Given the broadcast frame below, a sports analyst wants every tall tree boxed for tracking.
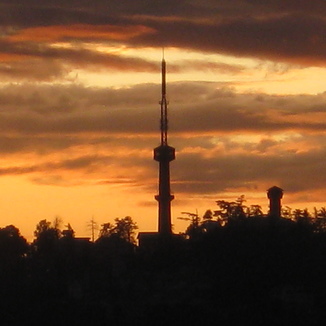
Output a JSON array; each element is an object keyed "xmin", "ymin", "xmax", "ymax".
[
  {"xmin": 0, "ymin": 225, "xmax": 28, "ymax": 261},
  {"xmin": 87, "ymin": 217, "xmax": 99, "ymax": 242},
  {"xmin": 215, "ymin": 195, "xmax": 247, "ymax": 225},
  {"xmin": 98, "ymin": 216, "xmax": 138, "ymax": 244},
  {"xmin": 33, "ymin": 219, "xmax": 61, "ymax": 255},
  {"xmin": 114, "ymin": 216, "xmax": 138, "ymax": 244}
]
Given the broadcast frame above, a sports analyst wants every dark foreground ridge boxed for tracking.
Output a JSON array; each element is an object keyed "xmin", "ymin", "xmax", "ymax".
[{"xmin": 1, "ymin": 208, "xmax": 326, "ymax": 325}]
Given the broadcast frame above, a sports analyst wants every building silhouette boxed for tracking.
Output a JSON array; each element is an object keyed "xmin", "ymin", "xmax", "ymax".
[{"xmin": 267, "ymin": 186, "xmax": 283, "ymax": 219}]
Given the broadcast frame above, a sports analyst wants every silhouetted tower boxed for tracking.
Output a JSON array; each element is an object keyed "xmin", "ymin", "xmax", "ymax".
[
  {"xmin": 153, "ymin": 58, "xmax": 175, "ymax": 235},
  {"xmin": 267, "ymin": 186, "xmax": 283, "ymax": 219}
]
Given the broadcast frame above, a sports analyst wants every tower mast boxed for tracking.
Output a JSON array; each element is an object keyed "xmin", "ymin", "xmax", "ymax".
[{"xmin": 154, "ymin": 57, "xmax": 175, "ymax": 235}]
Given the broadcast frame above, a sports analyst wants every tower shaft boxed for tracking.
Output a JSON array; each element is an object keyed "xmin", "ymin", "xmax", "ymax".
[
  {"xmin": 267, "ymin": 186, "xmax": 283, "ymax": 219},
  {"xmin": 154, "ymin": 58, "xmax": 175, "ymax": 235}
]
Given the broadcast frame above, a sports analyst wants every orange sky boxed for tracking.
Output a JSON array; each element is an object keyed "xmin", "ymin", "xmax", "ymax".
[{"xmin": 1, "ymin": 1, "xmax": 326, "ymax": 241}]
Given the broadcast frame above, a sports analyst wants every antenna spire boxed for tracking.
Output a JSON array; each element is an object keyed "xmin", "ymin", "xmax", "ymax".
[{"xmin": 160, "ymin": 54, "xmax": 168, "ymax": 145}]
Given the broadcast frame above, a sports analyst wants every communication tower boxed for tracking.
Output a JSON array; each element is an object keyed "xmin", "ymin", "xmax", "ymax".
[{"xmin": 153, "ymin": 58, "xmax": 175, "ymax": 235}]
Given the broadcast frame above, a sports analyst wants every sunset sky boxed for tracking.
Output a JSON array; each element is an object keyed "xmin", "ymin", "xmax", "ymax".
[{"xmin": 1, "ymin": 1, "xmax": 326, "ymax": 240}]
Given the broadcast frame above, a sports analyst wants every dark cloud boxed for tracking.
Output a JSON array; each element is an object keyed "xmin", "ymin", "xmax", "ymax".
[
  {"xmin": 0, "ymin": 37, "xmax": 244, "ymax": 81},
  {"xmin": 0, "ymin": 82, "xmax": 325, "ymax": 136},
  {"xmin": 0, "ymin": 39, "xmax": 159, "ymax": 79},
  {"xmin": 0, "ymin": 154, "xmax": 115, "ymax": 176},
  {"xmin": 0, "ymin": 135, "xmax": 81, "ymax": 154},
  {"xmin": 172, "ymin": 59, "xmax": 245, "ymax": 74},
  {"xmin": 0, "ymin": 80, "xmax": 324, "ymax": 198},
  {"xmin": 130, "ymin": 14, "xmax": 326, "ymax": 66},
  {"xmin": 3, "ymin": 0, "xmax": 326, "ymax": 26},
  {"xmin": 0, "ymin": 58, "xmax": 68, "ymax": 81},
  {"xmin": 0, "ymin": 1, "xmax": 325, "ymax": 67},
  {"xmin": 245, "ymin": 0, "xmax": 326, "ymax": 16},
  {"xmin": 1, "ymin": 131, "xmax": 324, "ymax": 198},
  {"xmin": 172, "ymin": 145, "xmax": 326, "ymax": 196},
  {"xmin": 0, "ymin": 3, "xmax": 116, "ymax": 28}
]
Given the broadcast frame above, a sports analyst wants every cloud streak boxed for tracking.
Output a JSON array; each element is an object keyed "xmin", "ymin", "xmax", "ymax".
[
  {"xmin": 0, "ymin": 81, "xmax": 323, "ymax": 203},
  {"xmin": 0, "ymin": 1, "xmax": 326, "ymax": 75},
  {"xmin": 0, "ymin": 82, "xmax": 325, "ymax": 135}
]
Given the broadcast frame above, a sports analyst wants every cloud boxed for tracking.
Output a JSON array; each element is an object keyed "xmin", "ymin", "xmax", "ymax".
[
  {"xmin": 0, "ymin": 155, "xmax": 109, "ymax": 175},
  {"xmin": 0, "ymin": 37, "xmax": 245, "ymax": 81},
  {"xmin": 0, "ymin": 82, "xmax": 325, "ymax": 137},
  {"xmin": 0, "ymin": 58, "xmax": 68, "ymax": 81},
  {"xmin": 0, "ymin": 78, "xmax": 324, "ymax": 199},
  {"xmin": 172, "ymin": 59, "xmax": 246, "ymax": 74},
  {"xmin": 0, "ymin": 39, "xmax": 160, "ymax": 77},
  {"xmin": 8, "ymin": 24, "xmax": 155, "ymax": 42},
  {"xmin": 172, "ymin": 142, "xmax": 326, "ymax": 197},
  {"xmin": 0, "ymin": 1, "xmax": 326, "ymax": 69},
  {"xmin": 130, "ymin": 14, "xmax": 326, "ymax": 66}
]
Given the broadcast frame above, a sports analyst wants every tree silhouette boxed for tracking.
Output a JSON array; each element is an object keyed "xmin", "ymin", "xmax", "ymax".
[
  {"xmin": 32, "ymin": 219, "xmax": 60, "ymax": 255},
  {"xmin": 313, "ymin": 207, "xmax": 326, "ymax": 232},
  {"xmin": 99, "ymin": 216, "xmax": 138, "ymax": 244},
  {"xmin": 99, "ymin": 222, "xmax": 114, "ymax": 238},
  {"xmin": 246, "ymin": 204, "xmax": 264, "ymax": 217},
  {"xmin": 87, "ymin": 216, "xmax": 98, "ymax": 242},
  {"xmin": 179, "ymin": 211, "xmax": 201, "ymax": 239},
  {"xmin": 179, "ymin": 210, "xmax": 222, "ymax": 239},
  {"xmin": 0, "ymin": 225, "xmax": 28, "ymax": 261},
  {"xmin": 215, "ymin": 195, "xmax": 247, "ymax": 225},
  {"xmin": 114, "ymin": 216, "xmax": 138, "ymax": 243}
]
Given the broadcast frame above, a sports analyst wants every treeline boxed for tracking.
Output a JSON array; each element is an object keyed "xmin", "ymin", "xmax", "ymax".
[
  {"xmin": 0, "ymin": 216, "xmax": 139, "ymax": 325},
  {"xmin": 181, "ymin": 196, "xmax": 326, "ymax": 238},
  {"xmin": 1, "ymin": 202, "xmax": 326, "ymax": 324}
]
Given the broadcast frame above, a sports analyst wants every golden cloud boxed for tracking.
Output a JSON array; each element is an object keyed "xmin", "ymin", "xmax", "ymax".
[{"xmin": 7, "ymin": 24, "xmax": 156, "ymax": 43}]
